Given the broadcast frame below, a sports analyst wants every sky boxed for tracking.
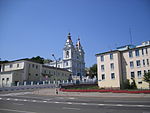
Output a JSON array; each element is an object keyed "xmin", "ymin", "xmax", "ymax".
[{"xmin": 0, "ymin": 0, "xmax": 150, "ymax": 67}]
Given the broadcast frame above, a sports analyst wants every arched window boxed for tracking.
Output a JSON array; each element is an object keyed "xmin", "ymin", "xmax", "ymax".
[{"xmin": 66, "ymin": 51, "xmax": 69, "ymax": 58}]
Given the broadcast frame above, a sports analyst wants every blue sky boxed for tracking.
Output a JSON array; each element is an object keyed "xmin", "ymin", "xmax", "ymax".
[{"xmin": 0, "ymin": 0, "xmax": 150, "ymax": 67}]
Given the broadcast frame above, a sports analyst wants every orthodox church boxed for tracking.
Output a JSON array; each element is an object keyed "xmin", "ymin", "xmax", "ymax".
[{"xmin": 49, "ymin": 33, "xmax": 85, "ymax": 77}]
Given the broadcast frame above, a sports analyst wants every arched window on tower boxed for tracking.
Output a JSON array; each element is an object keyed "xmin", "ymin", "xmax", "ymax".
[{"xmin": 66, "ymin": 51, "xmax": 69, "ymax": 58}]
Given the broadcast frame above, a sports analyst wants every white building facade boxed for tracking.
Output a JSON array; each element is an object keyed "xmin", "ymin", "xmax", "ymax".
[
  {"xmin": 0, "ymin": 59, "xmax": 71, "ymax": 87},
  {"xmin": 96, "ymin": 41, "xmax": 150, "ymax": 89},
  {"xmin": 49, "ymin": 33, "xmax": 85, "ymax": 78}
]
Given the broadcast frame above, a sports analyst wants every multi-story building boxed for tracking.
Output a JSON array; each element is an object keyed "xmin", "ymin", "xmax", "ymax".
[
  {"xmin": 96, "ymin": 41, "xmax": 150, "ymax": 89},
  {"xmin": 0, "ymin": 59, "xmax": 71, "ymax": 87},
  {"xmin": 49, "ymin": 33, "xmax": 85, "ymax": 78}
]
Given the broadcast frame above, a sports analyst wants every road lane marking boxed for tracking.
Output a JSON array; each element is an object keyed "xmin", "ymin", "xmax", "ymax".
[
  {"xmin": 0, "ymin": 108, "xmax": 36, "ymax": 113},
  {"xmin": 62, "ymin": 107, "xmax": 80, "ymax": 110},
  {"xmin": 116, "ymin": 104, "xmax": 123, "ymax": 106},
  {"xmin": 6, "ymin": 98, "xmax": 10, "ymax": 100},
  {"xmin": 68, "ymin": 97, "xmax": 75, "ymax": 100},
  {"xmin": 43, "ymin": 101, "xmax": 47, "ymax": 102},
  {"xmin": 1, "ymin": 97, "xmax": 150, "ymax": 108},
  {"xmin": 32, "ymin": 100, "xmax": 37, "ymax": 102},
  {"xmin": 81, "ymin": 103, "xmax": 87, "ymax": 105},
  {"xmin": 13, "ymin": 103, "xmax": 24, "ymax": 106},
  {"xmin": 0, "ymin": 98, "xmax": 2, "ymax": 100},
  {"xmin": 67, "ymin": 102, "xmax": 72, "ymax": 104},
  {"xmin": 55, "ymin": 101, "xmax": 60, "ymax": 103},
  {"xmin": 23, "ymin": 99, "xmax": 27, "ymax": 101}
]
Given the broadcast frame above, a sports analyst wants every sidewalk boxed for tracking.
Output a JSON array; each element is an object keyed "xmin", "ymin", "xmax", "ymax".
[{"xmin": 33, "ymin": 88, "xmax": 150, "ymax": 98}]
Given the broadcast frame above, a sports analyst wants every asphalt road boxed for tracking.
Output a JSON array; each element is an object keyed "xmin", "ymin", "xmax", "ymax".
[{"xmin": 0, "ymin": 91, "xmax": 150, "ymax": 113}]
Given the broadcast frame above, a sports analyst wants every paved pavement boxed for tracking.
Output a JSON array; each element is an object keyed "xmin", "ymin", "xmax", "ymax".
[{"xmin": 33, "ymin": 88, "xmax": 150, "ymax": 98}]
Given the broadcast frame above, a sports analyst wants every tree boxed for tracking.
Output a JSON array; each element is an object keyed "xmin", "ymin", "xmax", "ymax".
[
  {"xmin": 124, "ymin": 79, "xmax": 130, "ymax": 89},
  {"xmin": 130, "ymin": 78, "xmax": 137, "ymax": 89},
  {"xmin": 143, "ymin": 72, "xmax": 150, "ymax": 89},
  {"xmin": 30, "ymin": 56, "xmax": 45, "ymax": 64},
  {"xmin": 88, "ymin": 64, "xmax": 97, "ymax": 78}
]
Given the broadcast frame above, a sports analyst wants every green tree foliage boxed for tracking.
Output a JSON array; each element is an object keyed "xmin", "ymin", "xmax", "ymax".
[
  {"xmin": 130, "ymin": 78, "xmax": 137, "ymax": 89},
  {"xmin": 88, "ymin": 64, "xmax": 97, "ymax": 78},
  {"xmin": 143, "ymin": 72, "xmax": 150, "ymax": 89},
  {"xmin": 30, "ymin": 56, "xmax": 45, "ymax": 64},
  {"xmin": 124, "ymin": 79, "xmax": 130, "ymax": 89},
  {"xmin": 123, "ymin": 78, "xmax": 137, "ymax": 89}
]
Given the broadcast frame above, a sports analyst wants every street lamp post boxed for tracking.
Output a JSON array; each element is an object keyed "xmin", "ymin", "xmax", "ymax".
[{"xmin": 52, "ymin": 54, "xmax": 58, "ymax": 87}]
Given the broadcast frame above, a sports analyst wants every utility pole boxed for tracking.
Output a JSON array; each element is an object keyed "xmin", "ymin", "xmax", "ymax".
[{"xmin": 129, "ymin": 27, "xmax": 133, "ymax": 45}]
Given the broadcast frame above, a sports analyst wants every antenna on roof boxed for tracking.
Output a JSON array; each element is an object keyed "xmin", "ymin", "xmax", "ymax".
[{"xmin": 129, "ymin": 27, "xmax": 133, "ymax": 45}]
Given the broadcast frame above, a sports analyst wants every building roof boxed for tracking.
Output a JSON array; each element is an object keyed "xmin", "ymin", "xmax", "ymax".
[
  {"xmin": 96, "ymin": 44, "xmax": 150, "ymax": 56},
  {"xmin": 42, "ymin": 65, "xmax": 71, "ymax": 73},
  {"xmin": 0, "ymin": 58, "xmax": 42, "ymax": 65}
]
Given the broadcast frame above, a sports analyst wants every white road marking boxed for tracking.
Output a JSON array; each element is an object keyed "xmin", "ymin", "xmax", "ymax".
[
  {"xmin": 2, "ymin": 97, "xmax": 150, "ymax": 108},
  {"xmin": 81, "ymin": 103, "xmax": 87, "ymax": 105},
  {"xmin": 32, "ymin": 100, "xmax": 37, "ymax": 102},
  {"xmin": 23, "ymin": 99, "xmax": 27, "ymax": 101},
  {"xmin": 43, "ymin": 101, "xmax": 47, "ymax": 102},
  {"xmin": 98, "ymin": 104, "xmax": 105, "ymax": 106},
  {"xmin": 0, "ymin": 108, "xmax": 36, "ymax": 113},
  {"xmin": 0, "ymin": 98, "xmax": 2, "ymax": 100},
  {"xmin": 0, "ymin": 92, "xmax": 33, "ymax": 96},
  {"xmin": 62, "ymin": 107, "xmax": 80, "ymax": 110},
  {"xmin": 6, "ymin": 98, "xmax": 10, "ymax": 100},
  {"xmin": 68, "ymin": 97, "xmax": 75, "ymax": 100},
  {"xmin": 116, "ymin": 104, "xmax": 123, "ymax": 106},
  {"xmin": 55, "ymin": 101, "xmax": 60, "ymax": 103},
  {"xmin": 67, "ymin": 102, "xmax": 72, "ymax": 104},
  {"xmin": 13, "ymin": 103, "xmax": 24, "ymax": 106}
]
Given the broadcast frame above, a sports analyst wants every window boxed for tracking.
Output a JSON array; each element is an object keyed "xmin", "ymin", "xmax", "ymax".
[
  {"xmin": 137, "ymin": 71, "xmax": 142, "ymax": 78},
  {"xmin": 6, "ymin": 78, "xmax": 9, "ymax": 81},
  {"xmin": 111, "ymin": 73, "xmax": 115, "ymax": 79},
  {"xmin": 2, "ymin": 78, "xmax": 4, "ymax": 81},
  {"xmin": 36, "ymin": 65, "xmax": 38, "ymax": 69},
  {"xmin": 66, "ymin": 62, "xmax": 68, "ymax": 66},
  {"xmin": 101, "ymin": 55, "xmax": 104, "ymax": 61},
  {"xmin": 110, "ymin": 53, "xmax": 113, "ymax": 60},
  {"xmin": 49, "ymin": 71, "xmax": 51, "ymax": 74},
  {"xmin": 17, "ymin": 64, "xmax": 19, "ymax": 68},
  {"xmin": 10, "ymin": 64, "xmax": 13, "ymax": 68},
  {"xmin": 32, "ymin": 64, "xmax": 34, "ymax": 68},
  {"xmin": 138, "ymin": 81, "xmax": 142, "ymax": 84},
  {"xmin": 144, "ymin": 70, "xmax": 146, "ymax": 74},
  {"xmin": 35, "ymin": 74, "xmax": 38, "ymax": 76},
  {"xmin": 147, "ymin": 59, "xmax": 149, "ymax": 66},
  {"xmin": 28, "ymin": 73, "xmax": 31, "ymax": 76},
  {"xmin": 129, "ymin": 51, "xmax": 133, "ymax": 58},
  {"xmin": 130, "ymin": 61, "xmax": 134, "ymax": 68},
  {"xmin": 110, "ymin": 63, "xmax": 114, "ymax": 70},
  {"xmin": 142, "ymin": 49, "xmax": 144, "ymax": 55},
  {"xmin": 136, "ymin": 60, "xmax": 141, "ymax": 67},
  {"xmin": 135, "ymin": 49, "xmax": 139, "ymax": 56},
  {"xmin": 101, "ymin": 65, "xmax": 104, "ymax": 71},
  {"xmin": 142, "ymin": 59, "xmax": 145, "ymax": 66},
  {"xmin": 131, "ymin": 72, "xmax": 135, "ymax": 78},
  {"xmin": 66, "ymin": 51, "xmax": 69, "ymax": 58},
  {"xmin": 44, "ymin": 70, "xmax": 46, "ymax": 73},
  {"xmin": 102, "ymin": 74, "xmax": 105, "ymax": 80},
  {"xmin": 58, "ymin": 65, "xmax": 60, "ymax": 68},
  {"xmin": 145, "ymin": 48, "xmax": 148, "ymax": 54}
]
